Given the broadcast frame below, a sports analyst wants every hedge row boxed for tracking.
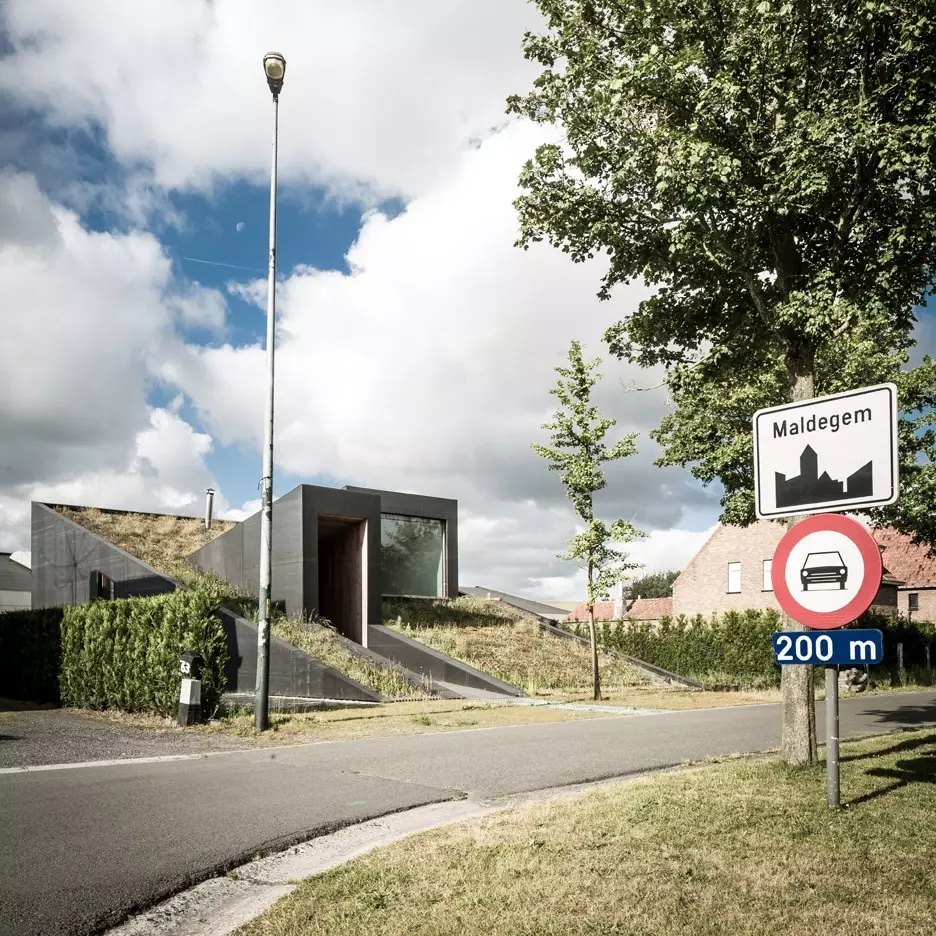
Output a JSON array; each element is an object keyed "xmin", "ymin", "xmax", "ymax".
[
  {"xmin": 0, "ymin": 588, "xmax": 228, "ymax": 715},
  {"xmin": 0, "ymin": 607, "xmax": 64, "ymax": 703},
  {"xmin": 567, "ymin": 610, "xmax": 936, "ymax": 689}
]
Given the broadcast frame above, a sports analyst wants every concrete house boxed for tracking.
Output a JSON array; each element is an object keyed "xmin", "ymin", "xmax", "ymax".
[
  {"xmin": 672, "ymin": 521, "xmax": 909, "ymax": 618},
  {"xmin": 187, "ymin": 484, "xmax": 458, "ymax": 646},
  {"xmin": 0, "ymin": 552, "xmax": 32, "ymax": 611},
  {"xmin": 26, "ymin": 484, "xmax": 521, "ymax": 702}
]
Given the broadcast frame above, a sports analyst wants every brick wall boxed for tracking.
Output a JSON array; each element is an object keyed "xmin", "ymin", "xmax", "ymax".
[
  {"xmin": 673, "ymin": 522, "xmax": 785, "ymax": 617},
  {"xmin": 673, "ymin": 521, "xmax": 901, "ymax": 618},
  {"xmin": 900, "ymin": 587, "xmax": 936, "ymax": 621}
]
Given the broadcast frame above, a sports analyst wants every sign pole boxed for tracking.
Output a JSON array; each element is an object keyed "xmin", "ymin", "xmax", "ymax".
[{"xmin": 825, "ymin": 665, "xmax": 840, "ymax": 808}]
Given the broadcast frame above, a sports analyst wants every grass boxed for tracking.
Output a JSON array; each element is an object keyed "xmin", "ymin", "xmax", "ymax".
[
  {"xmin": 71, "ymin": 699, "xmax": 614, "ymax": 744},
  {"xmin": 387, "ymin": 615, "xmax": 653, "ymax": 695},
  {"xmin": 51, "ymin": 504, "xmax": 233, "ymax": 571},
  {"xmin": 235, "ymin": 728, "xmax": 936, "ymax": 936},
  {"xmin": 270, "ymin": 617, "xmax": 430, "ymax": 700}
]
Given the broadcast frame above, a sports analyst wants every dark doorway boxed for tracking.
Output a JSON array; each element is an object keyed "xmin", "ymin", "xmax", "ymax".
[{"xmin": 317, "ymin": 515, "xmax": 366, "ymax": 643}]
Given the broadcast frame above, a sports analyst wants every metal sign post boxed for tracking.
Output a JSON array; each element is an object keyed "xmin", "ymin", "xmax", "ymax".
[
  {"xmin": 771, "ymin": 513, "xmax": 886, "ymax": 809},
  {"xmin": 825, "ymin": 666, "xmax": 840, "ymax": 807}
]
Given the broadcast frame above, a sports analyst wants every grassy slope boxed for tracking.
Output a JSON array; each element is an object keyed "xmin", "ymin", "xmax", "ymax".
[
  {"xmin": 385, "ymin": 596, "xmax": 653, "ymax": 694},
  {"xmin": 237, "ymin": 728, "xmax": 936, "ymax": 936},
  {"xmin": 51, "ymin": 505, "xmax": 234, "ymax": 570}
]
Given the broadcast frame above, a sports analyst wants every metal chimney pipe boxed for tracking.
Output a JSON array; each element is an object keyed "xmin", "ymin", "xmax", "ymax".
[{"xmin": 205, "ymin": 488, "xmax": 215, "ymax": 530}]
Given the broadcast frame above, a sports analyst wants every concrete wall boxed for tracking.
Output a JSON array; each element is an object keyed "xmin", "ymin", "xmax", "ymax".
[
  {"xmin": 0, "ymin": 588, "xmax": 31, "ymax": 611},
  {"xmin": 188, "ymin": 485, "xmax": 381, "ymax": 642},
  {"xmin": 218, "ymin": 608, "xmax": 381, "ymax": 701},
  {"xmin": 674, "ymin": 521, "xmax": 899, "ymax": 618},
  {"xmin": 366, "ymin": 624, "xmax": 523, "ymax": 696},
  {"xmin": 307, "ymin": 486, "xmax": 381, "ymax": 644},
  {"xmin": 346, "ymin": 486, "xmax": 458, "ymax": 598},
  {"xmin": 31, "ymin": 503, "xmax": 176, "ymax": 609}
]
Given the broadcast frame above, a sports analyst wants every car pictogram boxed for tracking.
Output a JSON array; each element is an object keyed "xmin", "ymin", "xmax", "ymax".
[{"xmin": 800, "ymin": 551, "xmax": 847, "ymax": 591}]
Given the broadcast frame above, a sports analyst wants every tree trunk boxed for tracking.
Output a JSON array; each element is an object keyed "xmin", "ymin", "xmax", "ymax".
[
  {"xmin": 780, "ymin": 342, "xmax": 819, "ymax": 766},
  {"xmin": 588, "ymin": 605, "xmax": 601, "ymax": 701}
]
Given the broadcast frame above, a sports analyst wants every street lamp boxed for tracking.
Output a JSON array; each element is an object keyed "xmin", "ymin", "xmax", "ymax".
[{"xmin": 256, "ymin": 50, "xmax": 285, "ymax": 731}]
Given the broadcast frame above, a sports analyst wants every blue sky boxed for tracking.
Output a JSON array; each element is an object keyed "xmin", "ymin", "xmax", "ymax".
[{"xmin": 0, "ymin": 0, "xmax": 931, "ymax": 597}]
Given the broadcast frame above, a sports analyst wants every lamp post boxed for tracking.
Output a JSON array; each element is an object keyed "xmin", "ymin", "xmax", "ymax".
[{"xmin": 255, "ymin": 50, "xmax": 286, "ymax": 731}]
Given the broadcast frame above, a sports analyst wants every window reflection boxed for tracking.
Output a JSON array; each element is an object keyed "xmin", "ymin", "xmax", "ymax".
[{"xmin": 380, "ymin": 514, "xmax": 444, "ymax": 596}]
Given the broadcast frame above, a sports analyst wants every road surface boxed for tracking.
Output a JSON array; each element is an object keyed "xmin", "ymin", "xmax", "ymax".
[{"xmin": 3, "ymin": 691, "xmax": 935, "ymax": 936}]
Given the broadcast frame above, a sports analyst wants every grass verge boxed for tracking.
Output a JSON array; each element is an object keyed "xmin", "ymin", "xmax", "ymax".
[
  {"xmin": 69, "ymin": 698, "xmax": 615, "ymax": 743},
  {"xmin": 235, "ymin": 728, "xmax": 936, "ymax": 936}
]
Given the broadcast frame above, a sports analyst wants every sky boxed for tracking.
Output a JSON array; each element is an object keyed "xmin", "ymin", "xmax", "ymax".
[{"xmin": 3, "ymin": 1, "xmax": 920, "ymax": 600}]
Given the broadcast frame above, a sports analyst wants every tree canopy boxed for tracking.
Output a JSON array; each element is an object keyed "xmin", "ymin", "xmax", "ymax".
[{"xmin": 509, "ymin": 0, "xmax": 936, "ymax": 539}]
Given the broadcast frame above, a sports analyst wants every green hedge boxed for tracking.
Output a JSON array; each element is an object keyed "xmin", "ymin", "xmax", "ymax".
[
  {"xmin": 567, "ymin": 610, "xmax": 936, "ymax": 689},
  {"xmin": 1, "ymin": 589, "xmax": 228, "ymax": 715},
  {"xmin": 60, "ymin": 589, "xmax": 227, "ymax": 715},
  {"xmin": 0, "ymin": 607, "xmax": 64, "ymax": 703}
]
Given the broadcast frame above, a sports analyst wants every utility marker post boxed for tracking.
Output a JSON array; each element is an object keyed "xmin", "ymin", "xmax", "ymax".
[{"xmin": 825, "ymin": 665, "xmax": 840, "ymax": 808}]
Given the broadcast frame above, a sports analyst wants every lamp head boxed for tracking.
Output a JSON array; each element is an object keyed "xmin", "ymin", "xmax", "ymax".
[{"xmin": 263, "ymin": 52, "xmax": 286, "ymax": 97}]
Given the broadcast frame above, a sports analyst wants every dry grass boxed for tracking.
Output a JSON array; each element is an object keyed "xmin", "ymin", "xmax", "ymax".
[
  {"xmin": 51, "ymin": 505, "xmax": 233, "ymax": 572},
  {"xmin": 270, "ymin": 617, "xmax": 431, "ymax": 700},
  {"xmin": 389, "ymin": 621, "xmax": 652, "ymax": 695},
  {"xmin": 72, "ymin": 699, "xmax": 615, "ymax": 744},
  {"xmin": 535, "ymin": 686, "xmax": 780, "ymax": 709},
  {"xmin": 236, "ymin": 728, "xmax": 936, "ymax": 936}
]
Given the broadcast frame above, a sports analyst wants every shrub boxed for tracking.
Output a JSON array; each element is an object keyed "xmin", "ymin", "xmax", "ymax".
[
  {"xmin": 0, "ymin": 607, "xmax": 64, "ymax": 703},
  {"xmin": 569, "ymin": 610, "xmax": 936, "ymax": 689},
  {"xmin": 59, "ymin": 589, "xmax": 228, "ymax": 716}
]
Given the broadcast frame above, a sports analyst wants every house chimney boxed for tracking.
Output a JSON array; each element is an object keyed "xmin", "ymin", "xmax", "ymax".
[{"xmin": 205, "ymin": 488, "xmax": 215, "ymax": 530}]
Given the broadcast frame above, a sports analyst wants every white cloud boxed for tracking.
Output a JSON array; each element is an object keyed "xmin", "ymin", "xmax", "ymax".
[
  {"xmin": 0, "ymin": 3, "xmax": 723, "ymax": 594},
  {"xmin": 160, "ymin": 122, "xmax": 717, "ymax": 590},
  {"xmin": 0, "ymin": 406, "xmax": 252, "ymax": 553},
  {"xmin": 0, "ymin": 0, "xmax": 542, "ymax": 201},
  {"xmin": 0, "ymin": 172, "xmax": 252, "ymax": 552}
]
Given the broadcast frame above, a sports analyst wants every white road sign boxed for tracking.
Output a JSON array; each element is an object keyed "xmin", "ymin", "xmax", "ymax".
[{"xmin": 753, "ymin": 383, "xmax": 899, "ymax": 519}]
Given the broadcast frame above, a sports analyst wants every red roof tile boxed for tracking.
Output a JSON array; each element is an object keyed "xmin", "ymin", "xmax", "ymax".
[
  {"xmin": 627, "ymin": 597, "xmax": 673, "ymax": 620},
  {"xmin": 873, "ymin": 528, "xmax": 936, "ymax": 588}
]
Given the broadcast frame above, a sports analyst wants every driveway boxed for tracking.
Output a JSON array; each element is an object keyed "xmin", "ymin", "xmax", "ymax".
[
  {"xmin": 2, "ymin": 690, "xmax": 935, "ymax": 936},
  {"xmin": 0, "ymin": 706, "xmax": 256, "ymax": 770}
]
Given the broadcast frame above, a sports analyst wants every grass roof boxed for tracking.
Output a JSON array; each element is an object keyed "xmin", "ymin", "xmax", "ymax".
[{"xmin": 48, "ymin": 504, "xmax": 235, "ymax": 574}]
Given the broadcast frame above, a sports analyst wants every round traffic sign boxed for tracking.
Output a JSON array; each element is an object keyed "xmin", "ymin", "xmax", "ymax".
[{"xmin": 771, "ymin": 514, "xmax": 883, "ymax": 629}]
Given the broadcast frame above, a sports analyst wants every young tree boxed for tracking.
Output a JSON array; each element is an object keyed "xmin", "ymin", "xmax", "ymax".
[
  {"xmin": 509, "ymin": 0, "xmax": 936, "ymax": 765},
  {"xmin": 533, "ymin": 340, "xmax": 642, "ymax": 700}
]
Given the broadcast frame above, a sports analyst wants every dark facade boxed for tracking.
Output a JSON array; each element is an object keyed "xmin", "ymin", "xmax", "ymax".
[
  {"xmin": 188, "ymin": 485, "xmax": 381, "ymax": 644},
  {"xmin": 188, "ymin": 484, "xmax": 459, "ymax": 646},
  {"xmin": 31, "ymin": 503, "xmax": 176, "ymax": 609},
  {"xmin": 346, "ymin": 486, "xmax": 458, "ymax": 599}
]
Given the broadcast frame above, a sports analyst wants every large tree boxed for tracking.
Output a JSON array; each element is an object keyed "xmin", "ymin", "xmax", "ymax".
[
  {"xmin": 509, "ymin": 0, "xmax": 936, "ymax": 764},
  {"xmin": 533, "ymin": 340, "xmax": 642, "ymax": 700}
]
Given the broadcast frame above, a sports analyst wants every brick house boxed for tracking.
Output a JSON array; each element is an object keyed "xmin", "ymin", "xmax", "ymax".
[
  {"xmin": 672, "ymin": 521, "xmax": 908, "ymax": 619},
  {"xmin": 871, "ymin": 527, "xmax": 936, "ymax": 621}
]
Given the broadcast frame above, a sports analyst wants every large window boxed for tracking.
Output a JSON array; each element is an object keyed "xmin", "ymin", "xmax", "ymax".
[
  {"xmin": 727, "ymin": 562, "xmax": 741, "ymax": 594},
  {"xmin": 762, "ymin": 559, "xmax": 773, "ymax": 592},
  {"xmin": 380, "ymin": 514, "xmax": 444, "ymax": 596}
]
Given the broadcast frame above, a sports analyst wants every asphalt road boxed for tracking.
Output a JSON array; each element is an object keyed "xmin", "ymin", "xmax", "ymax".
[{"xmin": 3, "ymin": 690, "xmax": 936, "ymax": 936}]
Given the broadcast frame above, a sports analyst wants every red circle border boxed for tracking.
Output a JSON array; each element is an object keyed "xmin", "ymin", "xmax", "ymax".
[{"xmin": 770, "ymin": 514, "xmax": 883, "ymax": 630}]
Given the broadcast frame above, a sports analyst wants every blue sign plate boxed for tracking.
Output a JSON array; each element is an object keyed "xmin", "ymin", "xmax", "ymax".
[{"xmin": 772, "ymin": 629, "xmax": 883, "ymax": 665}]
